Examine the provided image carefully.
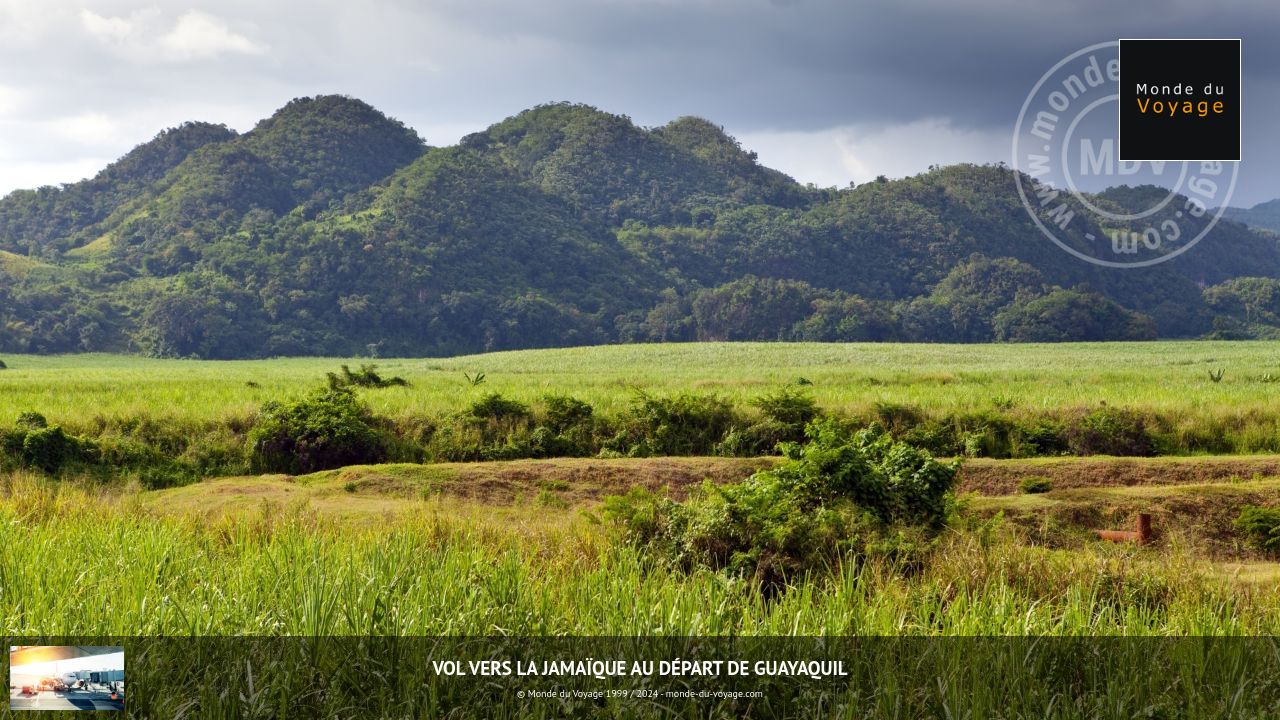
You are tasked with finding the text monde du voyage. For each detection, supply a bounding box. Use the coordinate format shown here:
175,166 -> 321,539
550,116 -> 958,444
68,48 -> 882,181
1134,82 -> 1228,118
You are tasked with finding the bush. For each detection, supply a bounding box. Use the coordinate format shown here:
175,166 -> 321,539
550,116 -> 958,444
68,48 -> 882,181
0,359 -> 7,369
249,389 -> 390,474
872,402 -> 925,434
542,395 -> 593,434
1064,406 -> 1155,456
607,392 -> 740,457
1019,476 -> 1053,494
604,420 -> 959,592
716,419 -> 796,457
718,387 -> 822,455
752,387 -> 819,428
326,364 -> 408,390
21,425 -> 95,474
952,411 -> 1018,458
16,411 -> 47,430
468,393 -> 531,422
1,412 -> 96,474
1017,418 -> 1068,456
1234,506 -> 1280,555
0,427 -> 23,464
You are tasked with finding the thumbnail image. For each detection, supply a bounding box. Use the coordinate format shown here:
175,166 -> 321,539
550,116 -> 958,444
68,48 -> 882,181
9,646 -> 124,712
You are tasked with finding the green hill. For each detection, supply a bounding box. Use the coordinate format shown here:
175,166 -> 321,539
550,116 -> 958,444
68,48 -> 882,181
0,121 -> 236,255
1222,199 -> 1280,234
2,96 -> 1279,357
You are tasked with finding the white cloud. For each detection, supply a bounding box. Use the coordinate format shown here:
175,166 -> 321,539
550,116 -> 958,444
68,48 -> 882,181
0,0 -> 61,48
50,112 -> 121,147
80,8 -> 138,43
159,10 -> 267,61
736,118 -> 1011,188
0,85 -> 30,118
78,8 -> 266,62
0,157 -> 107,193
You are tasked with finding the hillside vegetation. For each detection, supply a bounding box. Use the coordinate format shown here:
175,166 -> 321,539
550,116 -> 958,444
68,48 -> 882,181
1224,198 -> 1280,234
3,97 -> 1280,356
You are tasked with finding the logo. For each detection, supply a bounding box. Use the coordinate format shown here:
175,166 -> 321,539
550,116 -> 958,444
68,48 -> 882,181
1012,41 -> 1238,268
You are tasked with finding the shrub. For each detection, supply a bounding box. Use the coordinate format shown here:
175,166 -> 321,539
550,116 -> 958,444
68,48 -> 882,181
0,428 -> 23,464
1234,506 -> 1280,555
952,412 -> 1018,458
421,394 -> 538,462
1019,476 -> 1053,494
16,411 -> 47,430
0,359 -> 7,369
604,420 -> 959,592
716,419 -> 796,457
524,425 -> 578,459
608,392 -> 739,457
718,387 -> 822,455
1017,418 -> 1067,456
900,421 -> 960,456
542,395 -> 593,434
872,402 -> 925,434
249,389 -> 389,474
21,426 -> 94,474
1064,406 -> 1155,456
468,393 -> 531,422
752,387 -> 819,428
326,364 -> 408,390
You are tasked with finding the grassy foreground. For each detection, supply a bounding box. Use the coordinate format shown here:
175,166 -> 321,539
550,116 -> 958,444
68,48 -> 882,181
2,344 -> 1278,637
3,467 -> 1279,637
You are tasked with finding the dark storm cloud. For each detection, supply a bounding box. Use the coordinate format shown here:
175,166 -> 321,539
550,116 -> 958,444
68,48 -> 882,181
407,0 -> 1280,130
1,0 -> 1276,203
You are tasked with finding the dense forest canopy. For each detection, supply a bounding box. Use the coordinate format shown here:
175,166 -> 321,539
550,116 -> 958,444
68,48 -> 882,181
2,95 -> 1278,357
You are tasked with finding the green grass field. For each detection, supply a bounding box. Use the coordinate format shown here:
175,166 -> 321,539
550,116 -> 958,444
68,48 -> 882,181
3,343 -> 1280,645
3,341 -> 1280,427
3,468 -> 1278,637
12,464 -> 1279,716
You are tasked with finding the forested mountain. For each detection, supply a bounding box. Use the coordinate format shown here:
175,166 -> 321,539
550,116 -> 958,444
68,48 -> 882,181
1223,199 -> 1280,234
2,96 -> 1279,357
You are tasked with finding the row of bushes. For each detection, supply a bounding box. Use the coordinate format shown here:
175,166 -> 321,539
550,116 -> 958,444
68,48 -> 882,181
245,386 -> 820,475
0,410 -> 244,489
874,403 -> 1158,459
408,392 -> 1161,464
3,384 -> 1274,487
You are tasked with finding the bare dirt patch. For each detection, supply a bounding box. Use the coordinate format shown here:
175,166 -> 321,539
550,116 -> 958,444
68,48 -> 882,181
958,456 -> 1280,495
418,456 -> 778,505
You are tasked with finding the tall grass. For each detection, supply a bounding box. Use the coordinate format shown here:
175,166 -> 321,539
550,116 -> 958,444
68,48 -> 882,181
3,474 -> 1276,637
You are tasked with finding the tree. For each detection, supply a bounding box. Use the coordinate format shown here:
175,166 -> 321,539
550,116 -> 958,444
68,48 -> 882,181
994,288 -> 1157,342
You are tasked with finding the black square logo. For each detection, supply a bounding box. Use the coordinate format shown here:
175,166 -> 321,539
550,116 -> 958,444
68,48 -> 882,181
1119,39 -> 1240,161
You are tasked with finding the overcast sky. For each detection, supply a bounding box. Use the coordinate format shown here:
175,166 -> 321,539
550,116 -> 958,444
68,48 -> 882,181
1,0 -> 1277,206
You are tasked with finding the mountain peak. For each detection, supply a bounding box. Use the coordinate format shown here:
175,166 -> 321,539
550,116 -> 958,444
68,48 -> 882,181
653,116 -> 748,161
255,95 -> 397,127
241,94 -> 425,202
99,121 -> 238,188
